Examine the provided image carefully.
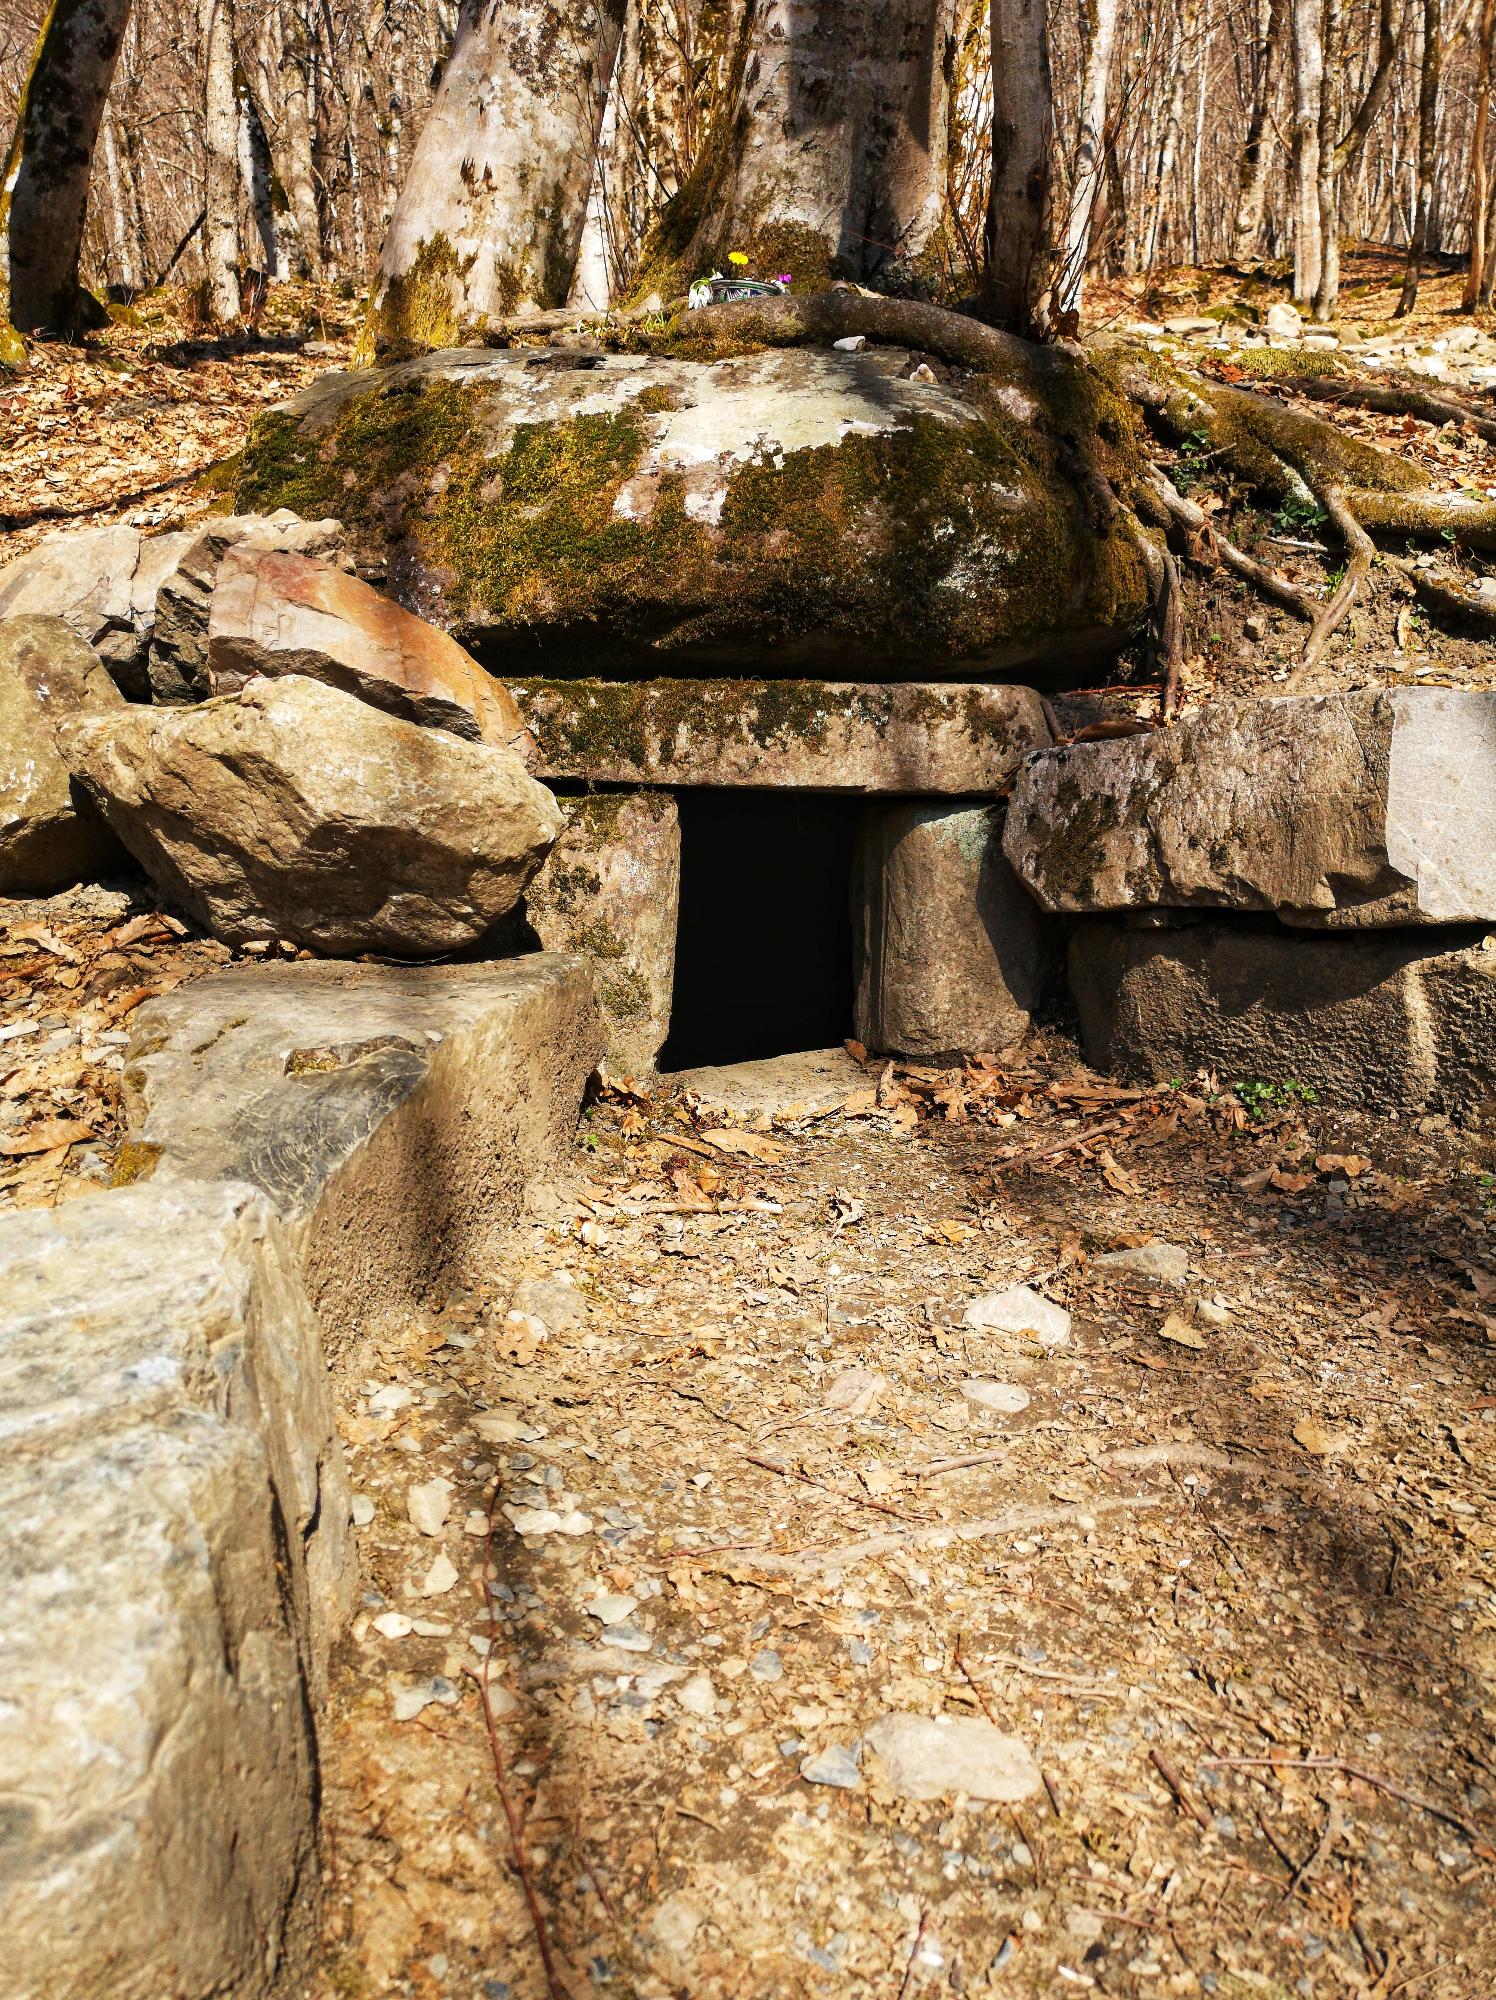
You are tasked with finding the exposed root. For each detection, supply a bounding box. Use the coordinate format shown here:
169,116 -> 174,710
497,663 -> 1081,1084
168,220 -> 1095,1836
1341,486 -> 1496,550
1287,371 -> 1496,446
1126,514 -> 1186,717
1146,471 -> 1321,621
1293,487 -> 1376,682
1390,557 -> 1496,629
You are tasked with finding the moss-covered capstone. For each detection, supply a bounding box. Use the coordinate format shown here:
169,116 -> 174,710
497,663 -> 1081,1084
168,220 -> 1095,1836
235,341 -> 1150,679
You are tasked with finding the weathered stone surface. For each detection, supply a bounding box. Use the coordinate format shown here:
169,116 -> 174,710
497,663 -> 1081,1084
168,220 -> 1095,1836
0,616 -> 128,892
119,955 -> 602,1360
65,674 -> 562,956
1006,689 -> 1496,928
234,344 -> 1149,674
853,802 -> 1048,1057
0,1179 -> 353,2000
512,677 -> 1052,793
1069,918 -> 1496,1114
865,1713 -> 1043,1803
523,791 -> 679,1075
149,510 -> 348,703
208,548 -> 527,746
664,1047 -> 867,1117
0,523 -> 190,698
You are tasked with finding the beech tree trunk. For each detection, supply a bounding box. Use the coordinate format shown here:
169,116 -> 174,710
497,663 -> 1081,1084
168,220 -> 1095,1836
986,0 -> 1055,333
1054,0 -> 1119,323
633,0 -> 957,300
0,0 -> 134,351
1290,0 -> 1324,301
1397,0 -> 1442,314
237,71 -> 282,277
200,0 -> 242,323
279,7 -> 324,279
1464,0 -> 1495,308
1230,0 -> 1287,264
370,0 -> 626,347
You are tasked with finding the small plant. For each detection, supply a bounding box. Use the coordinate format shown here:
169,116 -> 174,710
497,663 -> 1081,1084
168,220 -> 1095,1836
1234,1076 -> 1319,1119
1273,492 -> 1328,533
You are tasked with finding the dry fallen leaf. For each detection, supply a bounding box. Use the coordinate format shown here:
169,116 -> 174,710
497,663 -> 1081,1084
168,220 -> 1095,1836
1292,1416 -> 1350,1456
699,1128 -> 793,1164
1315,1152 -> 1369,1177
1155,1311 -> 1207,1351
0,1117 -> 94,1156
1099,1148 -> 1145,1196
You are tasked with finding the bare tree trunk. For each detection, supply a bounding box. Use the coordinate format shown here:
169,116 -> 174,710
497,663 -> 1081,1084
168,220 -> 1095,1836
101,111 -> 140,291
1465,0 -> 1496,307
0,0 -> 134,351
1143,6 -> 1190,270
371,0 -> 626,347
1231,0 -> 1287,263
1054,0 -> 1119,323
238,70 -> 282,277
200,0 -> 242,322
1397,0 -> 1442,313
1312,0 -> 1341,318
1290,0 -> 1325,300
986,0 -> 1055,332
279,6 -> 324,278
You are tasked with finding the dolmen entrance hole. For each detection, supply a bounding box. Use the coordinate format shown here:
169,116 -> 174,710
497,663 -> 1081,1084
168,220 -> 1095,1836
661,789 -> 859,1070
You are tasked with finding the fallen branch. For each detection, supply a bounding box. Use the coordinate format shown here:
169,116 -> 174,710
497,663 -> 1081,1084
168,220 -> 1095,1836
1390,556 -> 1496,629
1288,371 -> 1496,446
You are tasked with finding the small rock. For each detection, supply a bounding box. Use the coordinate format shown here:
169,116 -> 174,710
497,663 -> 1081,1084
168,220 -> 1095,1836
962,1283 -> 1071,1347
1093,1240 -> 1191,1286
750,1649 -> 783,1682
865,1712 -> 1042,1802
392,1675 -> 460,1721
1196,1299 -> 1233,1328
833,335 -> 867,352
584,1592 -> 638,1625
800,1743 -> 862,1789
408,1477 -> 454,1536
503,1504 -> 593,1536
677,1673 -> 717,1717
650,1893 -> 703,1956
350,1494 -> 376,1527
373,1611 -> 414,1638
511,1277 -> 586,1331
1263,301 -> 1302,339
959,1379 -> 1031,1414
601,1623 -> 653,1652
421,1550 -> 459,1597
367,1383 -> 414,1414
1244,616 -> 1266,642
470,1411 -> 545,1445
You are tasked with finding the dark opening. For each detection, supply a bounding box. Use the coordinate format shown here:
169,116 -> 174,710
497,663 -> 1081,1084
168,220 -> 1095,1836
660,789 -> 860,1071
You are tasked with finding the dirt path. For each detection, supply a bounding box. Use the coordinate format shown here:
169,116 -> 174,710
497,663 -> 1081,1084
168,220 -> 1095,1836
304,1058 -> 1496,2000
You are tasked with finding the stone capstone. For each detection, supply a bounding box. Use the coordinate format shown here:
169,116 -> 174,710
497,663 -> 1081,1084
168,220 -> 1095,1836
511,678 -> 1053,794
853,801 -> 1048,1057
148,510 -> 349,703
0,616 -> 128,893
1005,689 -> 1496,928
0,1179 -> 354,2000
0,522 -> 190,699
523,790 -> 680,1075
118,954 -> 603,1362
63,673 -> 562,956
207,547 -> 527,747
234,343 -> 1149,674
1069,918 -> 1496,1114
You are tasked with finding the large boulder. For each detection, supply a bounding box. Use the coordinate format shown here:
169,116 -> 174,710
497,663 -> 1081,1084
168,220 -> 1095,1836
233,344 -> 1149,675
853,801 -> 1048,1057
0,523 -> 190,698
523,790 -> 680,1076
148,510 -> 348,703
1006,689 -> 1496,928
63,674 -> 562,956
0,616 -> 129,893
1069,918 -> 1496,1114
207,547 -> 527,746
0,1179 -> 353,2000
511,677 -> 1053,793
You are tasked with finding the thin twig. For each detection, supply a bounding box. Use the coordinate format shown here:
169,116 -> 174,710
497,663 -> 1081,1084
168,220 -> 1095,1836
744,1451 -> 932,1524
1198,1756 -> 1485,1847
896,1909 -> 930,2000
1150,1746 -> 1212,1830
912,1448 -> 1009,1478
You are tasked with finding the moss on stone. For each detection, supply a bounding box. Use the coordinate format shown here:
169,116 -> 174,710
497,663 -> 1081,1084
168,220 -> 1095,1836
110,1139 -> 161,1187
359,234 -> 475,363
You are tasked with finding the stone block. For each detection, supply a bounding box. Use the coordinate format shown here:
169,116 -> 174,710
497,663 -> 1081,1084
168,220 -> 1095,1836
1068,918 -> 1496,1113
0,616 -> 128,893
120,955 -> 603,1362
0,523 -> 190,699
853,801 -> 1048,1058
0,1180 -> 354,2000
1005,689 -> 1496,928
512,677 -> 1052,794
523,790 -> 680,1075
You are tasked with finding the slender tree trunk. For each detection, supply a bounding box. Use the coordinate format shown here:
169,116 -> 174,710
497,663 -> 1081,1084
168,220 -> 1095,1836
237,70 -> 282,276
1143,26 -> 1189,270
986,0 -> 1055,332
1465,0 -> 1496,306
1291,0 -> 1325,300
0,0 -> 134,350
200,0 -> 242,322
1312,0 -> 1340,318
371,0 -> 626,347
1054,0 -> 1119,323
1231,0 -> 1287,263
101,112 -> 139,290
1397,0 -> 1442,313
278,7 -> 324,278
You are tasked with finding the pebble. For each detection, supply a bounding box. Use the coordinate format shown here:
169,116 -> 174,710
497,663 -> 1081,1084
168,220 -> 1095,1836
584,1592 -> 639,1625
503,1504 -> 593,1536
800,1743 -> 861,1789
959,1379 -> 1031,1414
1093,1240 -> 1190,1286
601,1623 -> 653,1652
421,1550 -> 459,1597
833,334 -> 867,352
367,1383 -> 414,1414
677,1672 -> 717,1716
392,1675 -> 460,1721
865,1713 -> 1042,1803
372,1612 -> 414,1638
749,1649 -> 783,1682
470,1412 -> 545,1445
962,1284 -> 1071,1348
350,1494 -> 376,1527
408,1477 -> 454,1536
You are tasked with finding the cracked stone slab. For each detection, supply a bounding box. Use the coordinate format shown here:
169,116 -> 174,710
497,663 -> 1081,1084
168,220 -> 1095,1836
118,954 -> 602,1364
1005,689 -> 1496,928
0,1179 -> 354,2000
511,677 -> 1052,794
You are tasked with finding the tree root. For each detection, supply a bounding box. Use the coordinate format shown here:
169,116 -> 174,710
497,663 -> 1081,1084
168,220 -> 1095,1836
1390,556 -> 1496,629
1125,515 -> 1186,717
1287,371 -> 1496,446
1292,487 -> 1376,683
1145,472 -> 1321,620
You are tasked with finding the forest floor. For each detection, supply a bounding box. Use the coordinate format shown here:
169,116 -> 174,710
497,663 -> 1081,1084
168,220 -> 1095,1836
1,257 -> 1494,1997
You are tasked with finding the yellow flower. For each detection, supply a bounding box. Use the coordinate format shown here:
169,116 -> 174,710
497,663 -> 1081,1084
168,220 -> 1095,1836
728,251 -> 749,267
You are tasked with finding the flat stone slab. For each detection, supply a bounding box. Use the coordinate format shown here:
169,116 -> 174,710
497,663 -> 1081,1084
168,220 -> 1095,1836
120,954 -> 601,1363
1069,918 -> 1496,1113
865,1713 -> 1042,1803
0,1180 -> 353,2000
1006,689 -> 1496,927
665,1047 -> 866,1118
510,678 -> 1052,794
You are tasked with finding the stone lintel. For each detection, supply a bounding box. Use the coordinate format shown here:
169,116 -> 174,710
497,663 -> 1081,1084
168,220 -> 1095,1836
508,678 -> 1052,794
